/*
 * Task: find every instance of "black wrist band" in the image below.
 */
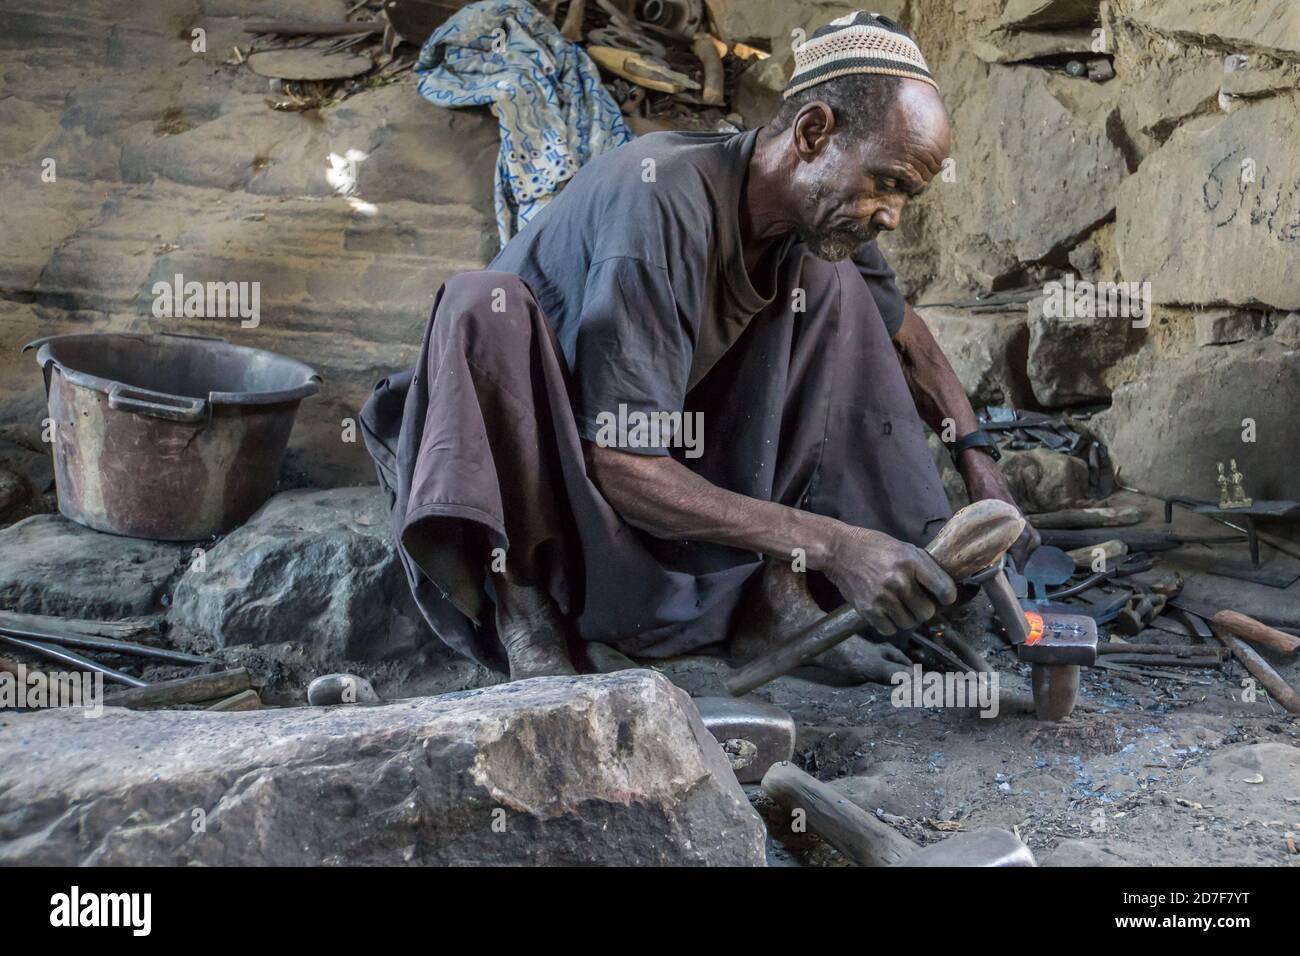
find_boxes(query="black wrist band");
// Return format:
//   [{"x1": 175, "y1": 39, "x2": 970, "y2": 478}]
[{"x1": 948, "y1": 429, "x2": 1001, "y2": 463}]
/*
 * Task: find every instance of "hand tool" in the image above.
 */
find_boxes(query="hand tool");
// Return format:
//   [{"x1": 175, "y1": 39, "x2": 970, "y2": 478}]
[
  {"x1": 1113, "y1": 587, "x2": 1167, "y2": 636},
  {"x1": 692, "y1": 696, "x2": 795, "y2": 783},
  {"x1": 1207, "y1": 626, "x2": 1300, "y2": 714},
  {"x1": 725, "y1": 500, "x2": 1025, "y2": 695},
  {"x1": 586, "y1": 45, "x2": 701, "y2": 93},
  {"x1": 1020, "y1": 545, "x2": 1075, "y2": 598},
  {"x1": 1038, "y1": 551, "x2": 1152, "y2": 602},
  {"x1": 0, "y1": 621, "x2": 211, "y2": 666},
  {"x1": 980, "y1": 560, "x2": 1031, "y2": 644},
  {"x1": 762, "y1": 763, "x2": 1037, "y2": 866},
  {"x1": 1017, "y1": 611, "x2": 1097, "y2": 720},
  {"x1": 0, "y1": 633, "x2": 146, "y2": 688},
  {"x1": 1166, "y1": 597, "x2": 1300, "y2": 653},
  {"x1": 761, "y1": 761, "x2": 918, "y2": 866},
  {"x1": 897, "y1": 828, "x2": 1036, "y2": 867}
]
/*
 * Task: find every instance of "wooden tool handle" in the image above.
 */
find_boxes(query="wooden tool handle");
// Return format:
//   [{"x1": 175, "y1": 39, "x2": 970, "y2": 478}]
[
  {"x1": 1209, "y1": 626, "x2": 1300, "y2": 715},
  {"x1": 1212, "y1": 610, "x2": 1300, "y2": 654},
  {"x1": 761, "y1": 762, "x2": 917, "y2": 866},
  {"x1": 725, "y1": 501, "x2": 1025, "y2": 696}
]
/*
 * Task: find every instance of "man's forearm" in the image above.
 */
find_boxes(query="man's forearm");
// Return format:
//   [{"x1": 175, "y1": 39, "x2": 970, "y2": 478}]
[
  {"x1": 583, "y1": 441, "x2": 957, "y2": 634},
  {"x1": 892, "y1": 302, "x2": 986, "y2": 478},
  {"x1": 583, "y1": 443, "x2": 842, "y2": 569}
]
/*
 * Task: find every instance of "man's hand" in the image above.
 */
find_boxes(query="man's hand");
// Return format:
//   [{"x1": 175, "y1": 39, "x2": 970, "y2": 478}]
[
  {"x1": 822, "y1": 526, "x2": 958, "y2": 636},
  {"x1": 958, "y1": 450, "x2": 1040, "y2": 571}
]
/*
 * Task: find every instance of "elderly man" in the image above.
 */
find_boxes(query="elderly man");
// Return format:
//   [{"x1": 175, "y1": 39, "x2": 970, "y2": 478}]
[{"x1": 362, "y1": 12, "x2": 1038, "y2": 681}]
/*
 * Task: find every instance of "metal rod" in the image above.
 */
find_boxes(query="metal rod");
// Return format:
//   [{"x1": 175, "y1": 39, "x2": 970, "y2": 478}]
[
  {"x1": 0, "y1": 624, "x2": 211, "y2": 665},
  {"x1": 0, "y1": 634, "x2": 148, "y2": 687}
]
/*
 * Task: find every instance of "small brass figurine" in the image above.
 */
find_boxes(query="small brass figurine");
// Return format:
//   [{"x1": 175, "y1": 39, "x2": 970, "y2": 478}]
[
  {"x1": 1217, "y1": 459, "x2": 1253, "y2": 509},
  {"x1": 1228, "y1": 459, "x2": 1252, "y2": 508}
]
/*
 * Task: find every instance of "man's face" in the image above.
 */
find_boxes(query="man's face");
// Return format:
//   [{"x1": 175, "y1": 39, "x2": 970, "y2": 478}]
[{"x1": 792, "y1": 81, "x2": 951, "y2": 261}]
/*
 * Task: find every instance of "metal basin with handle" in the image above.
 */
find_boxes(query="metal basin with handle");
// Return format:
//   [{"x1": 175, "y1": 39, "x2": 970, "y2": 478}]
[{"x1": 27, "y1": 332, "x2": 321, "y2": 541}]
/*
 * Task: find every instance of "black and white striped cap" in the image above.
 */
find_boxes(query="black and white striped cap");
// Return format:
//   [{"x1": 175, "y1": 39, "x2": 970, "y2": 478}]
[{"x1": 784, "y1": 11, "x2": 937, "y2": 98}]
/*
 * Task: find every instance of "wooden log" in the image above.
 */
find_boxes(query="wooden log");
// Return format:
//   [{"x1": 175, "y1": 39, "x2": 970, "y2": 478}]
[
  {"x1": 1210, "y1": 627, "x2": 1300, "y2": 715},
  {"x1": 205, "y1": 689, "x2": 263, "y2": 712},
  {"x1": 761, "y1": 762, "x2": 916, "y2": 866},
  {"x1": 726, "y1": 500, "x2": 1024, "y2": 695},
  {"x1": 104, "y1": 668, "x2": 251, "y2": 710},
  {"x1": 1029, "y1": 506, "x2": 1144, "y2": 529},
  {"x1": 0, "y1": 610, "x2": 163, "y2": 641}
]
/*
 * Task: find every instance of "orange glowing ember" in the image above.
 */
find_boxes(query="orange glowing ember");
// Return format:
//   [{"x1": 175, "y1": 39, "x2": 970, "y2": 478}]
[{"x1": 1025, "y1": 611, "x2": 1045, "y2": 645}]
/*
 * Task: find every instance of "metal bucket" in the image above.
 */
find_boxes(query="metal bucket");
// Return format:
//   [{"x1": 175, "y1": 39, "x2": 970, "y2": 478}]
[{"x1": 27, "y1": 332, "x2": 321, "y2": 541}]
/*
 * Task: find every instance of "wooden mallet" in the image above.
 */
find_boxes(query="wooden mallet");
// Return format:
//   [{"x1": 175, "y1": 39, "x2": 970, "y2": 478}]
[{"x1": 726, "y1": 500, "x2": 1026, "y2": 696}]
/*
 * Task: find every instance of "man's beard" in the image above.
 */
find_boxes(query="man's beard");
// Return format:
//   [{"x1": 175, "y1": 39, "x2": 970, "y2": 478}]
[
  {"x1": 799, "y1": 186, "x2": 878, "y2": 260},
  {"x1": 799, "y1": 223, "x2": 878, "y2": 261}
]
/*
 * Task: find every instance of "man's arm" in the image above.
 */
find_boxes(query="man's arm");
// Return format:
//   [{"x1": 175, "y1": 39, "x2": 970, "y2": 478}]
[
  {"x1": 892, "y1": 302, "x2": 1041, "y2": 568},
  {"x1": 583, "y1": 444, "x2": 957, "y2": 635}
]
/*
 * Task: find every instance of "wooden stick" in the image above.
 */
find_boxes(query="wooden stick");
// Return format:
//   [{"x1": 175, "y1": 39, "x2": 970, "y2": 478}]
[
  {"x1": 559, "y1": 0, "x2": 585, "y2": 41},
  {"x1": 1210, "y1": 626, "x2": 1300, "y2": 715},
  {"x1": 205, "y1": 689, "x2": 262, "y2": 712},
  {"x1": 1029, "y1": 506, "x2": 1144, "y2": 529},
  {"x1": 1211, "y1": 610, "x2": 1300, "y2": 654},
  {"x1": 242, "y1": 19, "x2": 384, "y2": 36},
  {"x1": 691, "y1": 33, "x2": 725, "y2": 105},
  {"x1": 104, "y1": 669, "x2": 251, "y2": 710},
  {"x1": 1066, "y1": 539, "x2": 1127, "y2": 569},
  {"x1": 761, "y1": 762, "x2": 916, "y2": 866}
]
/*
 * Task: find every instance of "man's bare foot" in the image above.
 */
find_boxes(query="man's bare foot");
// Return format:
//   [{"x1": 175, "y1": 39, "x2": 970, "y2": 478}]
[
  {"x1": 729, "y1": 561, "x2": 913, "y2": 686},
  {"x1": 495, "y1": 577, "x2": 577, "y2": 680}
]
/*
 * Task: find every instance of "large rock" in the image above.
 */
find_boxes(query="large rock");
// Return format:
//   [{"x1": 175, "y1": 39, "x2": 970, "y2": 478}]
[
  {"x1": 170, "y1": 487, "x2": 427, "y2": 662},
  {"x1": 999, "y1": 448, "x2": 1090, "y2": 513},
  {"x1": 921, "y1": 307, "x2": 1033, "y2": 408},
  {"x1": 1115, "y1": 94, "x2": 1300, "y2": 311},
  {"x1": 0, "y1": 513, "x2": 189, "y2": 617},
  {"x1": 1114, "y1": 0, "x2": 1300, "y2": 62},
  {"x1": 934, "y1": 60, "x2": 1127, "y2": 286},
  {"x1": 1027, "y1": 305, "x2": 1136, "y2": 406},
  {"x1": 1096, "y1": 337, "x2": 1300, "y2": 499},
  {"x1": 0, "y1": 670, "x2": 769, "y2": 866},
  {"x1": 1000, "y1": 0, "x2": 1100, "y2": 30}
]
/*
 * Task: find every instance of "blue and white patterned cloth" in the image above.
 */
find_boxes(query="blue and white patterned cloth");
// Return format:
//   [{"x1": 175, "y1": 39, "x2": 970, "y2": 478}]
[{"x1": 415, "y1": 0, "x2": 634, "y2": 247}]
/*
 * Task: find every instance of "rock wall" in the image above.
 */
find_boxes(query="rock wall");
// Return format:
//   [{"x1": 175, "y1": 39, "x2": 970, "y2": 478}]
[
  {"x1": 0, "y1": 0, "x2": 1295, "y2": 504},
  {"x1": 875, "y1": 0, "x2": 1299, "y2": 501},
  {"x1": 0, "y1": 0, "x2": 499, "y2": 490}
]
